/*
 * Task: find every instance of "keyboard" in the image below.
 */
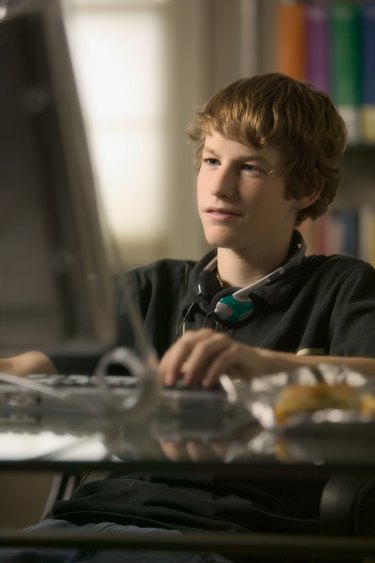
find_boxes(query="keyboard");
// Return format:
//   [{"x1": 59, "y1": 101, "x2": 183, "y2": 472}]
[
  {"x1": 0, "y1": 373, "x2": 231, "y2": 420},
  {"x1": 0, "y1": 374, "x2": 254, "y2": 462}
]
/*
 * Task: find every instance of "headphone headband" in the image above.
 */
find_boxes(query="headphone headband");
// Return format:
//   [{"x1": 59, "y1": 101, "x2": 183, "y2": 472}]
[
  {"x1": 202, "y1": 231, "x2": 306, "y2": 324},
  {"x1": 232, "y1": 231, "x2": 305, "y2": 302}
]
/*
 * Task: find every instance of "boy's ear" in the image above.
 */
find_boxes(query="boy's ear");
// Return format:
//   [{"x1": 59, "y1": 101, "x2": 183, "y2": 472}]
[
  {"x1": 294, "y1": 170, "x2": 324, "y2": 211},
  {"x1": 295, "y1": 188, "x2": 321, "y2": 211}
]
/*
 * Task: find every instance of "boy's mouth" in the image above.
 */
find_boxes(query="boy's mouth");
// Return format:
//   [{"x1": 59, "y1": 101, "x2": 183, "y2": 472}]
[{"x1": 204, "y1": 207, "x2": 240, "y2": 220}]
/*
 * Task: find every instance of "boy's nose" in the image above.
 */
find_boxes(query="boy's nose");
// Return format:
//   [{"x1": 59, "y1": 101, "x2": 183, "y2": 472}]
[{"x1": 210, "y1": 167, "x2": 236, "y2": 198}]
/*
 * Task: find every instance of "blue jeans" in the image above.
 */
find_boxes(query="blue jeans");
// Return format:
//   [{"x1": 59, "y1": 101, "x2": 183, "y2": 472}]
[{"x1": 0, "y1": 519, "x2": 235, "y2": 563}]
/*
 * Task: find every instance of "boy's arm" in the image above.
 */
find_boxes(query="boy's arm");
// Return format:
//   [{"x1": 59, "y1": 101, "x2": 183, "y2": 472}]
[
  {"x1": 0, "y1": 351, "x2": 57, "y2": 376},
  {"x1": 160, "y1": 328, "x2": 375, "y2": 388}
]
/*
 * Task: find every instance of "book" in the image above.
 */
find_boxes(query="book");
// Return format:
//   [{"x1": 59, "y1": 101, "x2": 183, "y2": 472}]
[
  {"x1": 358, "y1": 203, "x2": 375, "y2": 265},
  {"x1": 360, "y1": 3, "x2": 375, "y2": 143},
  {"x1": 329, "y1": 3, "x2": 361, "y2": 144},
  {"x1": 276, "y1": 1, "x2": 306, "y2": 80},
  {"x1": 305, "y1": 3, "x2": 330, "y2": 93},
  {"x1": 299, "y1": 213, "x2": 336, "y2": 257},
  {"x1": 323, "y1": 211, "x2": 344, "y2": 256},
  {"x1": 337, "y1": 207, "x2": 359, "y2": 258},
  {"x1": 300, "y1": 208, "x2": 364, "y2": 258},
  {"x1": 314, "y1": 213, "x2": 333, "y2": 256}
]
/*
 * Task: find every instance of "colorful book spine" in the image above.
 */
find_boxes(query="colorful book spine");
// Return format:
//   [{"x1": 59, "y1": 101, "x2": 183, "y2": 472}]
[
  {"x1": 360, "y1": 3, "x2": 375, "y2": 143},
  {"x1": 299, "y1": 206, "x2": 375, "y2": 260},
  {"x1": 322, "y1": 211, "x2": 343, "y2": 256},
  {"x1": 299, "y1": 213, "x2": 336, "y2": 257},
  {"x1": 305, "y1": 3, "x2": 330, "y2": 93},
  {"x1": 276, "y1": 1, "x2": 306, "y2": 80},
  {"x1": 338, "y1": 208, "x2": 359, "y2": 257},
  {"x1": 358, "y1": 203, "x2": 375, "y2": 264},
  {"x1": 329, "y1": 3, "x2": 362, "y2": 144},
  {"x1": 314, "y1": 213, "x2": 333, "y2": 256}
]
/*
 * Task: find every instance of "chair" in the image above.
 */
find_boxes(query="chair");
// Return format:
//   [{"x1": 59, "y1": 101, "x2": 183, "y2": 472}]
[{"x1": 320, "y1": 474, "x2": 375, "y2": 538}]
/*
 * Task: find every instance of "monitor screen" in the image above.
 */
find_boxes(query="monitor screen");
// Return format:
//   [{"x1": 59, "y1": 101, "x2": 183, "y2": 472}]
[{"x1": 0, "y1": 0, "x2": 116, "y2": 356}]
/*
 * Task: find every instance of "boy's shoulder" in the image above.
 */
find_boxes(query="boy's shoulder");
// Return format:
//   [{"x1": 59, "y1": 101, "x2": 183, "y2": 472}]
[
  {"x1": 303, "y1": 253, "x2": 375, "y2": 286},
  {"x1": 112, "y1": 258, "x2": 199, "y2": 294},
  {"x1": 306, "y1": 253, "x2": 374, "y2": 271},
  {"x1": 131, "y1": 257, "x2": 197, "y2": 281}
]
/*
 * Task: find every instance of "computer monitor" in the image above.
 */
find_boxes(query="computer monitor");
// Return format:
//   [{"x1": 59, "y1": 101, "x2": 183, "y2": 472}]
[{"x1": 0, "y1": 0, "x2": 117, "y2": 356}]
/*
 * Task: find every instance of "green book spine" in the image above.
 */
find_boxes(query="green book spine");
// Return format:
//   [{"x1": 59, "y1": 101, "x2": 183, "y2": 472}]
[
  {"x1": 361, "y1": 3, "x2": 375, "y2": 142},
  {"x1": 329, "y1": 3, "x2": 361, "y2": 142}
]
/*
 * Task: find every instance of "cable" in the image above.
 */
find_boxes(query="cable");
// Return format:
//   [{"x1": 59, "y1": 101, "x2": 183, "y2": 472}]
[{"x1": 0, "y1": 371, "x2": 66, "y2": 400}]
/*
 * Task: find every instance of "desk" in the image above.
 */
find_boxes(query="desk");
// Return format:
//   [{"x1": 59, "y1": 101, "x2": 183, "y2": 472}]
[{"x1": 0, "y1": 384, "x2": 374, "y2": 561}]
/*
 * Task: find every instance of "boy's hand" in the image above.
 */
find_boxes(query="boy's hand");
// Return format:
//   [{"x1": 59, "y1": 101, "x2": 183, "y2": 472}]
[
  {"x1": 159, "y1": 328, "x2": 270, "y2": 388},
  {"x1": 0, "y1": 352, "x2": 56, "y2": 376}
]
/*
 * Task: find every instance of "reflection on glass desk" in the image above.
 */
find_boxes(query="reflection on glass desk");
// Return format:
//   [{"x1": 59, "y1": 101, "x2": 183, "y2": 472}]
[
  {"x1": 0, "y1": 375, "x2": 254, "y2": 465},
  {"x1": 1, "y1": 373, "x2": 375, "y2": 561},
  {"x1": 0, "y1": 373, "x2": 374, "y2": 471}
]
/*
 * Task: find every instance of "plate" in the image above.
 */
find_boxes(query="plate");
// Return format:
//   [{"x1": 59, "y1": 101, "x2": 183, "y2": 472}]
[
  {"x1": 220, "y1": 364, "x2": 375, "y2": 431},
  {"x1": 276, "y1": 411, "x2": 375, "y2": 463}
]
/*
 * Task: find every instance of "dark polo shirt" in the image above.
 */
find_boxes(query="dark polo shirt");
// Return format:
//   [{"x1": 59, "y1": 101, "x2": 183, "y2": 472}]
[
  {"x1": 51, "y1": 247, "x2": 375, "y2": 563},
  {"x1": 114, "y1": 249, "x2": 375, "y2": 361}
]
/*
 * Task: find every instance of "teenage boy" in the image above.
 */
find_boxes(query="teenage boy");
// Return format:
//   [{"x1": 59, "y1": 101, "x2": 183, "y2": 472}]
[
  {"x1": 158, "y1": 73, "x2": 375, "y2": 386},
  {"x1": 1, "y1": 73, "x2": 375, "y2": 563}
]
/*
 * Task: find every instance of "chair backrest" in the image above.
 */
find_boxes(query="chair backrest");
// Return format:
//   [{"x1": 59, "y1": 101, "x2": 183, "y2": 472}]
[{"x1": 320, "y1": 474, "x2": 375, "y2": 537}]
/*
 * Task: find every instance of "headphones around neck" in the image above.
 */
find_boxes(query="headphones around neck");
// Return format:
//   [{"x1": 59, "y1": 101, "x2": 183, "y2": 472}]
[{"x1": 198, "y1": 231, "x2": 306, "y2": 325}]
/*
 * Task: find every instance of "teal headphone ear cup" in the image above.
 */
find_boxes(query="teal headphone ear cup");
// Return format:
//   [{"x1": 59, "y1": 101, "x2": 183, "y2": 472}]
[
  {"x1": 198, "y1": 271, "x2": 255, "y2": 325},
  {"x1": 197, "y1": 230, "x2": 306, "y2": 326},
  {"x1": 214, "y1": 292, "x2": 254, "y2": 323},
  {"x1": 210, "y1": 287, "x2": 254, "y2": 325}
]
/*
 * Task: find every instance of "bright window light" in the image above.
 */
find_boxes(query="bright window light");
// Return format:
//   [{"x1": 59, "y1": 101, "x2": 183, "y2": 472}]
[{"x1": 63, "y1": 2, "x2": 169, "y2": 241}]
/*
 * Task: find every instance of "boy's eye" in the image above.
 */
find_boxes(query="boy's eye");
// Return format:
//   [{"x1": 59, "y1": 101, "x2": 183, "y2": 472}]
[
  {"x1": 242, "y1": 163, "x2": 268, "y2": 176},
  {"x1": 242, "y1": 163, "x2": 261, "y2": 173},
  {"x1": 242, "y1": 163, "x2": 255, "y2": 172},
  {"x1": 204, "y1": 158, "x2": 219, "y2": 166}
]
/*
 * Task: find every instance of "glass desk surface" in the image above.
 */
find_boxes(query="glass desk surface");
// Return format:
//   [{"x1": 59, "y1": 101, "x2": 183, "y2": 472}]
[
  {"x1": 0, "y1": 373, "x2": 374, "y2": 473},
  {"x1": 0, "y1": 373, "x2": 375, "y2": 560}
]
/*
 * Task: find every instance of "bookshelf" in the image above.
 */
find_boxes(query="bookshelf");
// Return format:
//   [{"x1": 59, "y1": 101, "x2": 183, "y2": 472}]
[
  {"x1": 261, "y1": 0, "x2": 375, "y2": 264},
  {"x1": 274, "y1": 0, "x2": 375, "y2": 143}
]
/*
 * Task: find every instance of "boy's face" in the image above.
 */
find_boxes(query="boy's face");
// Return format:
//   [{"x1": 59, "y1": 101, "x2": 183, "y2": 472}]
[{"x1": 197, "y1": 131, "x2": 305, "y2": 255}]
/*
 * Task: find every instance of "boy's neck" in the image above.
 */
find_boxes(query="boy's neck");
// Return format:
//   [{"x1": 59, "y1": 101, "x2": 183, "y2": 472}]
[{"x1": 216, "y1": 238, "x2": 293, "y2": 289}]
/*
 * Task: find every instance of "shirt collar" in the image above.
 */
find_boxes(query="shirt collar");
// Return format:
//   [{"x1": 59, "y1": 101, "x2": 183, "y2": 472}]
[{"x1": 179, "y1": 231, "x2": 307, "y2": 316}]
